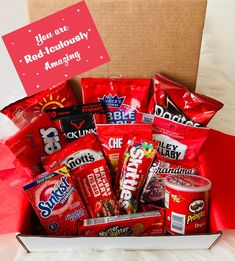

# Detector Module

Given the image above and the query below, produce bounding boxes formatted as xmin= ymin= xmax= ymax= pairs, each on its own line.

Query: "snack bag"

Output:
xmin=140 ymin=156 xmax=199 ymax=208
xmin=6 ymin=113 xmax=67 ymax=175
xmin=79 ymin=211 xmax=164 ymax=236
xmin=116 ymin=138 xmax=157 ymax=214
xmin=2 ymin=81 xmax=77 ymax=129
xmin=152 ymin=116 xmax=209 ymax=161
xmin=96 ymin=123 xmax=152 ymax=180
xmin=43 ymin=133 xmax=104 ymax=173
xmin=148 ymin=74 xmax=223 ymax=127
xmin=71 ymin=159 xmax=120 ymax=218
xmin=81 ymin=78 xmax=150 ymax=124
xmin=47 ymin=102 xmax=107 ymax=142
xmin=23 ymin=166 xmax=89 ymax=236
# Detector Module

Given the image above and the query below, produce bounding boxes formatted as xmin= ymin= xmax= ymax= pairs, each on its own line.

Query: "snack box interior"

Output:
xmin=14 ymin=0 xmax=224 ymax=253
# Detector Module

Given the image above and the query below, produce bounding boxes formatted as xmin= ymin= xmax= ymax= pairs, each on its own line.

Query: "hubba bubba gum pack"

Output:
xmin=46 ymin=102 xmax=107 ymax=142
xmin=81 ymin=78 xmax=150 ymax=124
xmin=23 ymin=165 xmax=89 ymax=236
xmin=1 ymin=73 xmax=225 ymax=238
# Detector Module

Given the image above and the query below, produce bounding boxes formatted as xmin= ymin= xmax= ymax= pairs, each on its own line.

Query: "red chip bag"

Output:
xmin=148 ymin=74 xmax=223 ymax=127
xmin=42 ymin=133 xmax=104 ymax=173
xmin=96 ymin=124 xmax=152 ymax=181
xmin=71 ymin=159 xmax=120 ymax=218
xmin=116 ymin=137 xmax=157 ymax=214
xmin=2 ymin=82 xmax=77 ymax=129
xmin=152 ymin=116 xmax=209 ymax=161
xmin=6 ymin=113 xmax=68 ymax=176
xmin=81 ymin=78 xmax=150 ymax=124
xmin=23 ymin=165 xmax=89 ymax=236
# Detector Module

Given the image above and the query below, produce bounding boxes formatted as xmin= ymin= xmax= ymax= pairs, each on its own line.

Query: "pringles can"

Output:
xmin=164 ymin=174 xmax=211 ymax=235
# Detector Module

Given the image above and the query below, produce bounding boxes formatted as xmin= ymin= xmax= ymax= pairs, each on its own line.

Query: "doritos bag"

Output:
xmin=2 ymin=82 xmax=77 ymax=129
xmin=148 ymin=74 xmax=223 ymax=127
xmin=81 ymin=78 xmax=150 ymax=124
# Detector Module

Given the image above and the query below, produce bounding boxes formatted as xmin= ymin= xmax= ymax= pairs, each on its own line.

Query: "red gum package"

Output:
xmin=148 ymin=74 xmax=223 ymax=127
xmin=79 ymin=211 xmax=164 ymax=236
xmin=81 ymin=78 xmax=150 ymax=124
xmin=23 ymin=166 xmax=89 ymax=236
xmin=2 ymin=82 xmax=77 ymax=129
xmin=46 ymin=102 xmax=107 ymax=142
xmin=43 ymin=133 xmax=104 ymax=173
xmin=116 ymin=138 xmax=157 ymax=214
xmin=71 ymin=159 xmax=120 ymax=218
xmin=6 ymin=113 xmax=68 ymax=175
xmin=96 ymin=124 xmax=152 ymax=180
xmin=152 ymin=116 xmax=209 ymax=161
xmin=140 ymin=157 xmax=199 ymax=208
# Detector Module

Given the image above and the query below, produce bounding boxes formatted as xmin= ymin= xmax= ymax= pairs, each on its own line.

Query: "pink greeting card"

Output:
xmin=2 ymin=1 xmax=110 ymax=96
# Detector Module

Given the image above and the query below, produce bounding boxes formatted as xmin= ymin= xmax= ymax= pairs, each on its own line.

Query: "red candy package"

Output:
xmin=81 ymin=78 xmax=150 ymax=124
xmin=148 ymin=74 xmax=223 ymax=127
xmin=116 ymin=138 xmax=157 ymax=214
xmin=71 ymin=159 xmax=120 ymax=218
xmin=6 ymin=113 xmax=67 ymax=175
xmin=2 ymin=82 xmax=77 ymax=129
xmin=47 ymin=102 xmax=107 ymax=142
xmin=23 ymin=166 xmax=89 ymax=236
xmin=152 ymin=116 xmax=209 ymax=161
xmin=96 ymin=124 xmax=152 ymax=180
xmin=140 ymin=156 xmax=199 ymax=208
xmin=79 ymin=211 xmax=164 ymax=236
xmin=43 ymin=133 xmax=104 ymax=173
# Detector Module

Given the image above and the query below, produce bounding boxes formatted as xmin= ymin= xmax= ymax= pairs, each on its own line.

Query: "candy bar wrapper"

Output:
xmin=43 ymin=133 xmax=104 ymax=176
xmin=140 ymin=156 xmax=199 ymax=208
xmin=23 ymin=166 xmax=89 ymax=236
xmin=1 ymin=81 xmax=77 ymax=129
xmin=96 ymin=123 xmax=152 ymax=182
xmin=79 ymin=211 xmax=164 ymax=236
xmin=81 ymin=78 xmax=150 ymax=124
xmin=148 ymin=74 xmax=223 ymax=127
xmin=116 ymin=138 xmax=157 ymax=214
xmin=6 ymin=113 xmax=68 ymax=176
xmin=46 ymin=102 xmax=107 ymax=142
xmin=71 ymin=159 xmax=120 ymax=218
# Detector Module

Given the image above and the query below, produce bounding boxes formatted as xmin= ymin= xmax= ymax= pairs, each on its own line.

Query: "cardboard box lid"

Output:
xmin=27 ymin=0 xmax=207 ymax=91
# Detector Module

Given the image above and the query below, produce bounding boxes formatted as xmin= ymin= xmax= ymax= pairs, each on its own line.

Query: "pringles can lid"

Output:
xmin=164 ymin=174 xmax=211 ymax=193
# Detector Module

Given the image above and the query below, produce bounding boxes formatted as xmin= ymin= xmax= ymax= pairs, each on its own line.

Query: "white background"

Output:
xmin=0 ymin=0 xmax=235 ymax=109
